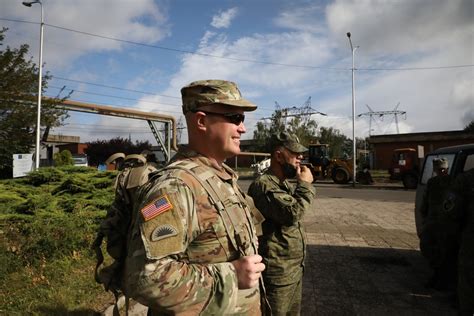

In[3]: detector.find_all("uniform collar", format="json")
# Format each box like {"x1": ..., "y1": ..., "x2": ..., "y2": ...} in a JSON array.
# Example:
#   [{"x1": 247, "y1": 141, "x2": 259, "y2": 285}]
[
  {"x1": 265, "y1": 169, "x2": 291, "y2": 188},
  {"x1": 173, "y1": 145, "x2": 237, "y2": 181}
]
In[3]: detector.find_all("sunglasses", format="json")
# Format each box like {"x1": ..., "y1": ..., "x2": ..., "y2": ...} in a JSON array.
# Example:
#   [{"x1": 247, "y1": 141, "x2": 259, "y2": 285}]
[{"x1": 193, "y1": 110, "x2": 245, "y2": 125}]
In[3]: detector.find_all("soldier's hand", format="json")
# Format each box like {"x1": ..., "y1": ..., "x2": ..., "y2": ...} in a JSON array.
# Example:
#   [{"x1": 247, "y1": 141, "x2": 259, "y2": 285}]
[
  {"x1": 231, "y1": 254, "x2": 265, "y2": 289},
  {"x1": 297, "y1": 165, "x2": 313, "y2": 183}
]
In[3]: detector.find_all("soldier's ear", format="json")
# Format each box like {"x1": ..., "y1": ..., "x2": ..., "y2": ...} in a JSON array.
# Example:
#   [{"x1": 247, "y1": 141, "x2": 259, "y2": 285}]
[
  {"x1": 195, "y1": 112, "x2": 207, "y2": 131},
  {"x1": 275, "y1": 150, "x2": 285, "y2": 164}
]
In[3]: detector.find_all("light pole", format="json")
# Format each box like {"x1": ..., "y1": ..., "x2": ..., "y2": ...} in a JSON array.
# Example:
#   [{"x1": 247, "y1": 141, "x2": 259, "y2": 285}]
[
  {"x1": 23, "y1": 0, "x2": 43, "y2": 169},
  {"x1": 347, "y1": 32, "x2": 358, "y2": 187}
]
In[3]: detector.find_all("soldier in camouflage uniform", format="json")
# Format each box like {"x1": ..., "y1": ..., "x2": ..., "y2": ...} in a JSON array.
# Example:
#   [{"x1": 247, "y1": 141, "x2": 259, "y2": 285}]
[
  {"x1": 419, "y1": 157, "x2": 458, "y2": 291},
  {"x1": 444, "y1": 168, "x2": 474, "y2": 315},
  {"x1": 123, "y1": 80, "x2": 267, "y2": 315},
  {"x1": 94, "y1": 153, "x2": 158, "y2": 298},
  {"x1": 248, "y1": 131, "x2": 316, "y2": 316}
]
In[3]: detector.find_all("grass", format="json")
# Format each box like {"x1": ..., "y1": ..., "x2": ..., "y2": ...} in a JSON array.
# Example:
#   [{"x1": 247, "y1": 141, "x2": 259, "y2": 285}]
[{"x1": 0, "y1": 166, "x2": 117, "y2": 315}]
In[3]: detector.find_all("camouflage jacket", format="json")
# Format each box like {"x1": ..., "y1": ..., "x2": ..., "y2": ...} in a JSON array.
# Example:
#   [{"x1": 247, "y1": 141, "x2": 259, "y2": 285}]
[
  {"x1": 248, "y1": 170, "x2": 316, "y2": 285},
  {"x1": 123, "y1": 147, "x2": 262, "y2": 315}
]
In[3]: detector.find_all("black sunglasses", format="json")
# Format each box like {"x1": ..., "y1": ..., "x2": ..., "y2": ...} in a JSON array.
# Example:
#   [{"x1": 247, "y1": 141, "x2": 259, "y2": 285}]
[{"x1": 193, "y1": 110, "x2": 245, "y2": 125}]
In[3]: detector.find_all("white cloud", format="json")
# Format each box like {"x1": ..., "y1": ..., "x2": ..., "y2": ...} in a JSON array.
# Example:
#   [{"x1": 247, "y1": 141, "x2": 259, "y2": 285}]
[
  {"x1": 3, "y1": 0, "x2": 170, "y2": 69},
  {"x1": 274, "y1": 3, "x2": 327, "y2": 34},
  {"x1": 211, "y1": 7, "x2": 239, "y2": 29},
  {"x1": 326, "y1": 0, "x2": 472, "y2": 56}
]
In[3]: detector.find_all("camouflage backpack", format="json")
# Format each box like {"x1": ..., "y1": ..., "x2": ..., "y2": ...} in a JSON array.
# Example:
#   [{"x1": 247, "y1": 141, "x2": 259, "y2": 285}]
[{"x1": 92, "y1": 153, "x2": 158, "y2": 307}]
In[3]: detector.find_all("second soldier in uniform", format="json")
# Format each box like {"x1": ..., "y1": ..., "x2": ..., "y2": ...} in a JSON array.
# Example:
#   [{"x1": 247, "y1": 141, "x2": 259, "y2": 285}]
[{"x1": 248, "y1": 132, "x2": 316, "y2": 316}]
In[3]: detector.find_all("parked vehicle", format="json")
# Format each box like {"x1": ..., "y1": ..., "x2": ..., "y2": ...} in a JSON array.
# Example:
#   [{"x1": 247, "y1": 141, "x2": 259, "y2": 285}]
[
  {"x1": 250, "y1": 142, "x2": 373, "y2": 184},
  {"x1": 251, "y1": 157, "x2": 271, "y2": 176},
  {"x1": 388, "y1": 148, "x2": 420, "y2": 189},
  {"x1": 414, "y1": 143, "x2": 474, "y2": 237},
  {"x1": 72, "y1": 154, "x2": 89, "y2": 167},
  {"x1": 304, "y1": 143, "x2": 372, "y2": 184}
]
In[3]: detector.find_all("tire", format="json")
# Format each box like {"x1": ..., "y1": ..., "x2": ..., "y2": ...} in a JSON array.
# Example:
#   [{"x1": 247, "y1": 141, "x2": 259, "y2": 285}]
[
  {"x1": 402, "y1": 173, "x2": 418, "y2": 189},
  {"x1": 332, "y1": 168, "x2": 349, "y2": 184}
]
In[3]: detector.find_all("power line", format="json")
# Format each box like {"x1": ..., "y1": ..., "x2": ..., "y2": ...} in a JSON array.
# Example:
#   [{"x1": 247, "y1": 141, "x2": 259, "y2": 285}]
[
  {"x1": 48, "y1": 85, "x2": 181, "y2": 107},
  {"x1": 51, "y1": 75, "x2": 273, "y2": 113},
  {"x1": 358, "y1": 65, "x2": 474, "y2": 71},
  {"x1": 4, "y1": 17, "x2": 472, "y2": 71},
  {"x1": 51, "y1": 76, "x2": 181, "y2": 99}
]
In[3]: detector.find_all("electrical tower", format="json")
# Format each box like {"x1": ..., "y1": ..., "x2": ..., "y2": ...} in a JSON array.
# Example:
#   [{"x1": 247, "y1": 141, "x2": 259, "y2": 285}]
[
  {"x1": 357, "y1": 102, "x2": 406, "y2": 135},
  {"x1": 261, "y1": 96, "x2": 327, "y2": 121}
]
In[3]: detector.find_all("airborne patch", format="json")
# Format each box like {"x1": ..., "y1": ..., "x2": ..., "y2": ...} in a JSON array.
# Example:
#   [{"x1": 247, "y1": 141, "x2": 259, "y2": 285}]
[
  {"x1": 151, "y1": 224, "x2": 178, "y2": 241},
  {"x1": 141, "y1": 195, "x2": 173, "y2": 221}
]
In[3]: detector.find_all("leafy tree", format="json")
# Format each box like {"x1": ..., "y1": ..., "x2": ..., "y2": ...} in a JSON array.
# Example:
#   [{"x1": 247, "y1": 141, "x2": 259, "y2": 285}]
[
  {"x1": 53, "y1": 150, "x2": 73, "y2": 166},
  {"x1": 464, "y1": 120, "x2": 474, "y2": 133},
  {"x1": 85, "y1": 137, "x2": 153, "y2": 166},
  {"x1": 252, "y1": 106, "x2": 318, "y2": 152},
  {"x1": 318, "y1": 127, "x2": 350, "y2": 158},
  {"x1": 0, "y1": 28, "x2": 68, "y2": 177}
]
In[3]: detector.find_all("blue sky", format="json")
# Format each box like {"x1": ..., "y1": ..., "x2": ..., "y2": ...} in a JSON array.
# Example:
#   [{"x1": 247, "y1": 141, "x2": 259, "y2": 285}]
[{"x1": 1, "y1": 0, "x2": 473, "y2": 145}]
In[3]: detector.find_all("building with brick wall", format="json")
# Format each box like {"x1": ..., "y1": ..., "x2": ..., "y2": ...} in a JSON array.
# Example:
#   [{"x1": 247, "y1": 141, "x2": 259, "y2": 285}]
[{"x1": 369, "y1": 130, "x2": 474, "y2": 170}]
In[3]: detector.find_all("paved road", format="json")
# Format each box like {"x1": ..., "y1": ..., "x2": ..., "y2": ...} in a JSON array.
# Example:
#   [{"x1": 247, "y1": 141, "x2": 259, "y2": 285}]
[
  {"x1": 301, "y1": 185, "x2": 456, "y2": 315},
  {"x1": 105, "y1": 184, "x2": 456, "y2": 315}
]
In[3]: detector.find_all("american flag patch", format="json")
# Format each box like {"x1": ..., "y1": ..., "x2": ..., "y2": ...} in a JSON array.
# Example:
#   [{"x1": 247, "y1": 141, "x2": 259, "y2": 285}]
[{"x1": 141, "y1": 195, "x2": 173, "y2": 221}]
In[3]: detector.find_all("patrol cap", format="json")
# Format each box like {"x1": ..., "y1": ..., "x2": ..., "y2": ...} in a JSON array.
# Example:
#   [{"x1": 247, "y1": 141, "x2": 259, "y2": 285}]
[
  {"x1": 270, "y1": 131, "x2": 307, "y2": 153},
  {"x1": 181, "y1": 79, "x2": 257, "y2": 114},
  {"x1": 433, "y1": 157, "x2": 448, "y2": 169}
]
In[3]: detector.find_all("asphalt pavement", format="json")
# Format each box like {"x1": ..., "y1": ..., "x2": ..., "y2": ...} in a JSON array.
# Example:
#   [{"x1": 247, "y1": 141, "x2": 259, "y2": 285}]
[{"x1": 103, "y1": 181, "x2": 457, "y2": 316}]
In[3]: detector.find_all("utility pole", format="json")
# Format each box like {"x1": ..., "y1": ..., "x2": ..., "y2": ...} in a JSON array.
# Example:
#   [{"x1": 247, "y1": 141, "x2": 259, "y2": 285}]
[
  {"x1": 347, "y1": 32, "x2": 358, "y2": 187},
  {"x1": 23, "y1": 0, "x2": 44, "y2": 169}
]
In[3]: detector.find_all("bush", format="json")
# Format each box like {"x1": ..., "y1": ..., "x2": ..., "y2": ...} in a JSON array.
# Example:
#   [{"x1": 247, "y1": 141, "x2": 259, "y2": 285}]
[
  {"x1": 0, "y1": 166, "x2": 117, "y2": 313},
  {"x1": 53, "y1": 150, "x2": 74, "y2": 166},
  {"x1": 25, "y1": 167, "x2": 65, "y2": 186}
]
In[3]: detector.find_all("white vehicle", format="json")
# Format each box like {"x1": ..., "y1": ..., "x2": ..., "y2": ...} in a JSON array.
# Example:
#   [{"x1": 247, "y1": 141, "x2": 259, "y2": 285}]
[
  {"x1": 72, "y1": 154, "x2": 89, "y2": 167},
  {"x1": 251, "y1": 158, "x2": 271, "y2": 176}
]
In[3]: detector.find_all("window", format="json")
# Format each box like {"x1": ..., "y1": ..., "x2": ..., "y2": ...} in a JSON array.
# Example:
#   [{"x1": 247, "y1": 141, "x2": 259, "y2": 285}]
[
  {"x1": 420, "y1": 154, "x2": 455, "y2": 184},
  {"x1": 464, "y1": 154, "x2": 474, "y2": 171}
]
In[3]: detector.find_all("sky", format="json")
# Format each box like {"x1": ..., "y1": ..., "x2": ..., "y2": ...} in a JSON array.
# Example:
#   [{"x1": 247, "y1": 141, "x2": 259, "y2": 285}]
[{"x1": 1, "y1": 0, "x2": 473, "y2": 146}]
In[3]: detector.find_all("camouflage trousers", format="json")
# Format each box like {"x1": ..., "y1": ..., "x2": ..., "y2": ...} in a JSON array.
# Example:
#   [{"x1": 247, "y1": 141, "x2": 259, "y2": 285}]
[{"x1": 264, "y1": 278, "x2": 302, "y2": 316}]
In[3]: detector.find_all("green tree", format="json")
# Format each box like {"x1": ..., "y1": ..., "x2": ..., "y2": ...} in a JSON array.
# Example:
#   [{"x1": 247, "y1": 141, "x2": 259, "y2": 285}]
[
  {"x1": 318, "y1": 127, "x2": 350, "y2": 158},
  {"x1": 252, "y1": 107, "x2": 318, "y2": 152},
  {"x1": 53, "y1": 150, "x2": 74, "y2": 166},
  {"x1": 464, "y1": 120, "x2": 474, "y2": 133},
  {"x1": 0, "y1": 28, "x2": 68, "y2": 177},
  {"x1": 85, "y1": 137, "x2": 153, "y2": 166}
]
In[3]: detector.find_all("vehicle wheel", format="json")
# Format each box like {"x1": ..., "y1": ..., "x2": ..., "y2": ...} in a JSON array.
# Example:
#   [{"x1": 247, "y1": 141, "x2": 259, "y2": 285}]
[
  {"x1": 402, "y1": 173, "x2": 418, "y2": 189},
  {"x1": 332, "y1": 168, "x2": 349, "y2": 184}
]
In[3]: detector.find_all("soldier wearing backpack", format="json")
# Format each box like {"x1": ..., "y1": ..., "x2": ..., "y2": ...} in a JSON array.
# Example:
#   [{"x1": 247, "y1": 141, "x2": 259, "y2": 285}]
[
  {"x1": 115, "y1": 80, "x2": 267, "y2": 315},
  {"x1": 94, "y1": 152, "x2": 159, "y2": 306}
]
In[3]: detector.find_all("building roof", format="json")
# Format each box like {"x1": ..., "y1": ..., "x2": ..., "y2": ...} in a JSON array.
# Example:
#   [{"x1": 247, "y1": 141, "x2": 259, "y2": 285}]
[{"x1": 369, "y1": 130, "x2": 474, "y2": 144}]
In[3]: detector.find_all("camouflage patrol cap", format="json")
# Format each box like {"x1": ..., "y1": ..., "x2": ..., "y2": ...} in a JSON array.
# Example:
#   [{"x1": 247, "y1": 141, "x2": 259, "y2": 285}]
[
  {"x1": 181, "y1": 79, "x2": 257, "y2": 114},
  {"x1": 271, "y1": 131, "x2": 307, "y2": 153},
  {"x1": 433, "y1": 157, "x2": 448, "y2": 170}
]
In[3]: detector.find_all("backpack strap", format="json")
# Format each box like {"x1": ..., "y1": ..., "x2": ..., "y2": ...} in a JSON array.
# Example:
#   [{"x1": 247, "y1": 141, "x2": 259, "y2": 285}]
[
  {"x1": 165, "y1": 161, "x2": 272, "y2": 314},
  {"x1": 164, "y1": 160, "x2": 256, "y2": 256}
]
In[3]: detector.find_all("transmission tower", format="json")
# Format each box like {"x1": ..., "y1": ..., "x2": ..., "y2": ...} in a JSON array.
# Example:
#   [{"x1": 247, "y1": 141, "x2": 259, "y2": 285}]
[
  {"x1": 357, "y1": 102, "x2": 406, "y2": 135},
  {"x1": 261, "y1": 96, "x2": 327, "y2": 121}
]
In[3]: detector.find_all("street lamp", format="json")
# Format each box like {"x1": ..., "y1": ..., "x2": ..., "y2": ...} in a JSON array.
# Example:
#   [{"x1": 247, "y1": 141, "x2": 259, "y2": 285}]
[
  {"x1": 347, "y1": 32, "x2": 358, "y2": 187},
  {"x1": 23, "y1": 0, "x2": 43, "y2": 169}
]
